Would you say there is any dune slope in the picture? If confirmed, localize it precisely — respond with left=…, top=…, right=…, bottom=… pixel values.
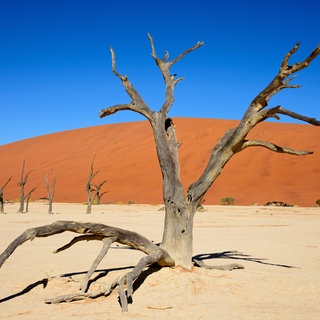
left=0, top=118, right=319, bottom=206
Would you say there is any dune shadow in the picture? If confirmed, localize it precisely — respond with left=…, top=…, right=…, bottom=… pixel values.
left=192, top=250, right=297, bottom=269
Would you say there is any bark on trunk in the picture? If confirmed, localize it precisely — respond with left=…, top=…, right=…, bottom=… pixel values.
left=161, top=202, right=196, bottom=270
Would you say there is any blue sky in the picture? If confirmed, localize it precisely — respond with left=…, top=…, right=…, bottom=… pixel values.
left=1, top=0, right=319, bottom=145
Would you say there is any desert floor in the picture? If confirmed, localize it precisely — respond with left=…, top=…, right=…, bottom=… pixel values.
left=0, top=203, right=319, bottom=320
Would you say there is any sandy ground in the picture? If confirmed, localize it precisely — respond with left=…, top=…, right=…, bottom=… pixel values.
left=0, top=203, right=319, bottom=319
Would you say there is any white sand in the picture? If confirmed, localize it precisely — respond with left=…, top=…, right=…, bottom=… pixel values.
left=0, top=203, right=319, bottom=319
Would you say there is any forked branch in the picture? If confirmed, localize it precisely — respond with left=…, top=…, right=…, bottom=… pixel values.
left=99, top=47, right=153, bottom=121
left=188, top=43, right=319, bottom=203
left=251, top=43, right=320, bottom=111
left=148, top=33, right=204, bottom=115
left=100, top=34, right=203, bottom=121
left=259, top=106, right=320, bottom=125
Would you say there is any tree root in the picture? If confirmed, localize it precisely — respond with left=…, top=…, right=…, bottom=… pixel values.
left=118, top=250, right=165, bottom=311
left=193, top=259, right=244, bottom=270
left=45, top=276, right=120, bottom=303
left=0, top=220, right=175, bottom=311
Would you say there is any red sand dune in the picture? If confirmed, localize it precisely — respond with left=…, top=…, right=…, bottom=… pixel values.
left=0, top=118, right=319, bottom=206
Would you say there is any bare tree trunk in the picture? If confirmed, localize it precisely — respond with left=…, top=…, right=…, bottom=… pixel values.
left=0, top=191, right=3, bottom=214
left=0, top=177, right=12, bottom=213
left=18, top=160, right=31, bottom=213
left=25, top=187, right=37, bottom=213
left=86, top=155, right=98, bottom=214
left=44, top=172, right=56, bottom=214
left=161, top=202, right=196, bottom=269
left=95, top=188, right=107, bottom=205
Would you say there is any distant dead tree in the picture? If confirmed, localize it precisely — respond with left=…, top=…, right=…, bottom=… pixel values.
left=44, top=172, right=56, bottom=214
left=25, top=187, right=37, bottom=213
left=17, top=160, right=31, bottom=213
left=0, top=177, right=12, bottom=213
left=86, top=155, right=107, bottom=213
left=93, top=181, right=108, bottom=205
left=0, top=36, right=319, bottom=312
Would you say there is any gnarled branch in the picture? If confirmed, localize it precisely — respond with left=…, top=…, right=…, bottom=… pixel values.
left=0, top=220, right=175, bottom=311
left=188, top=43, right=319, bottom=204
left=148, top=33, right=203, bottom=115
left=239, top=139, right=313, bottom=155
left=250, top=43, right=320, bottom=111
left=99, top=47, right=153, bottom=121
left=100, top=34, right=203, bottom=121
left=259, top=106, right=320, bottom=125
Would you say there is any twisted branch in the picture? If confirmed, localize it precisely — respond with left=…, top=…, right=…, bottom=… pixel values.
left=239, top=140, right=313, bottom=155
left=259, top=106, right=320, bottom=125
left=99, top=46, right=153, bottom=121
left=0, top=220, right=175, bottom=311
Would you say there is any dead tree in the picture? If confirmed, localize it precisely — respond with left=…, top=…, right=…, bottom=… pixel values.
left=0, top=36, right=319, bottom=311
left=44, top=172, right=56, bottom=214
left=17, top=160, right=31, bottom=213
left=93, top=181, right=108, bottom=205
left=25, top=187, right=37, bottom=213
left=99, top=36, right=320, bottom=269
left=0, top=177, right=12, bottom=213
left=86, top=155, right=107, bottom=213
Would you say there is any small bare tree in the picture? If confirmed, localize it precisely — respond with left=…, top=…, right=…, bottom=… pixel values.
left=86, top=155, right=98, bottom=214
left=0, top=177, right=12, bottom=213
left=25, top=187, right=37, bottom=213
left=86, top=155, right=107, bottom=213
left=17, top=160, right=31, bottom=213
left=0, top=36, right=319, bottom=312
left=93, top=181, right=108, bottom=205
left=44, top=172, right=56, bottom=214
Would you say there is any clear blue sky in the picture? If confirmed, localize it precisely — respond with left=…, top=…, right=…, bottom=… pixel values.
left=1, top=0, right=319, bottom=145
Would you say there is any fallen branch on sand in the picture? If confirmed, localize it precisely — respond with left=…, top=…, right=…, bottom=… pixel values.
left=0, top=220, right=174, bottom=312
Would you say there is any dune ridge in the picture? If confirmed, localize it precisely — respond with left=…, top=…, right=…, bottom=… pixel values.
left=0, top=118, right=319, bottom=206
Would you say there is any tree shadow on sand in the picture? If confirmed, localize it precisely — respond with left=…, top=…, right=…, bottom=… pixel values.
left=192, top=250, right=298, bottom=269
left=0, top=251, right=297, bottom=304
left=0, top=265, right=134, bottom=303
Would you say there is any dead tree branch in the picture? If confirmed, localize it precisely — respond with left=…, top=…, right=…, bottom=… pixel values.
left=259, top=106, right=320, bottom=125
left=251, top=43, right=320, bottom=111
left=45, top=276, right=120, bottom=303
left=99, top=47, right=153, bottom=121
left=118, top=249, right=166, bottom=311
left=187, top=43, right=320, bottom=203
left=0, top=177, right=12, bottom=213
left=0, top=221, right=174, bottom=310
left=148, top=33, right=204, bottom=115
left=193, top=258, right=244, bottom=271
left=239, top=140, right=313, bottom=155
